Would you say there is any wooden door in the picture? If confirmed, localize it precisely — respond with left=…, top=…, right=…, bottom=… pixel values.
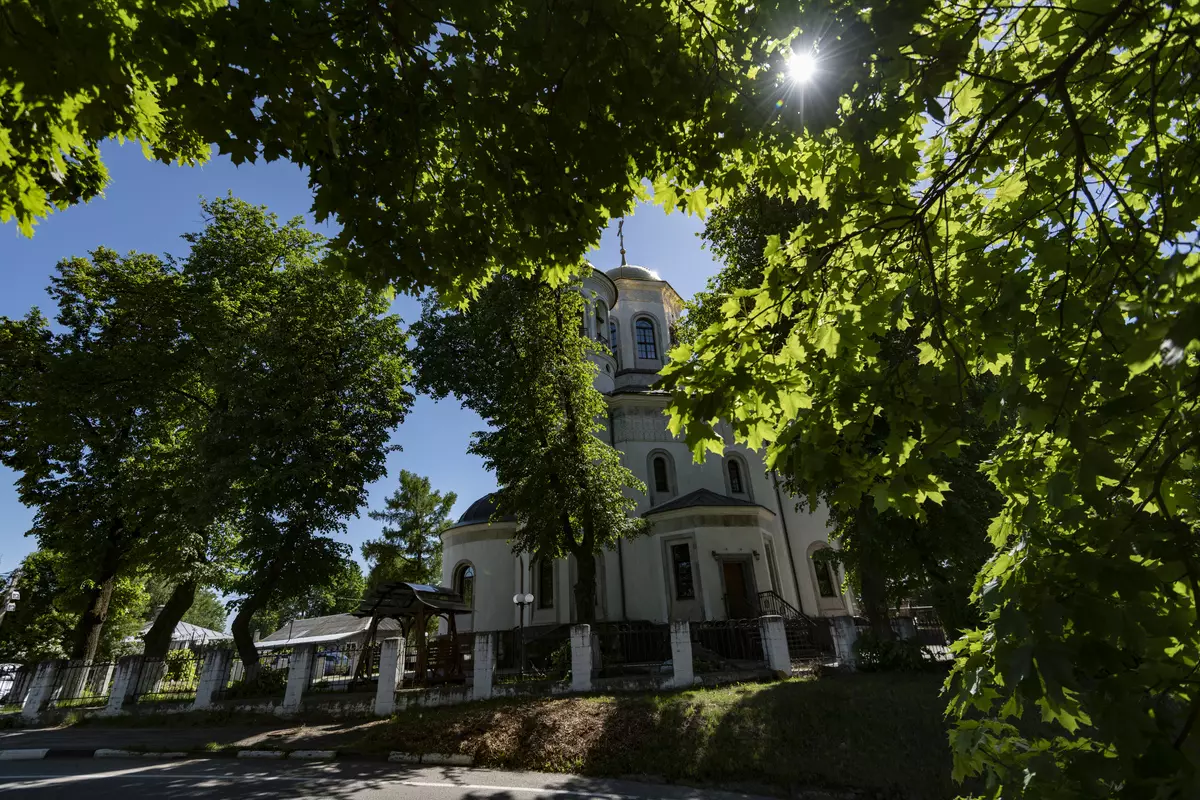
left=723, top=561, right=755, bottom=619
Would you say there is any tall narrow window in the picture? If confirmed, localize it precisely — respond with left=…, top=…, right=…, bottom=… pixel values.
left=813, top=552, right=838, bottom=598
left=454, top=564, right=475, bottom=609
left=728, top=460, right=744, bottom=494
left=595, top=301, right=608, bottom=344
left=537, top=559, right=555, bottom=609
left=609, top=320, right=619, bottom=359
left=635, top=318, right=658, bottom=360
left=653, top=456, right=670, bottom=493
left=764, top=543, right=780, bottom=592
left=671, top=543, right=695, bottom=599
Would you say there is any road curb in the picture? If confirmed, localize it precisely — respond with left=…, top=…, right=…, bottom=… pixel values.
left=0, top=747, right=475, bottom=765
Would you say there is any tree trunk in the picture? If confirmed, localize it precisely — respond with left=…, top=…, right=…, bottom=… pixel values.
left=142, top=580, right=198, bottom=659
left=69, top=575, right=118, bottom=661
left=573, top=551, right=598, bottom=625
left=231, top=591, right=268, bottom=677
left=855, top=499, right=895, bottom=641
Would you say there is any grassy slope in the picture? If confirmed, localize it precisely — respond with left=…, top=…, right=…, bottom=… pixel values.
left=356, top=673, right=962, bottom=799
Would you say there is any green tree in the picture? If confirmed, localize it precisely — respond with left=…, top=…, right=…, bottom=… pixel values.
left=1, top=0, right=768, bottom=299
left=412, top=276, right=647, bottom=623
left=685, top=184, right=999, bottom=636
left=0, top=251, right=208, bottom=662
left=251, top=557, right=366, bottom=640
left=659, top=4, right=1200, bottom=798
left=0, top=549, right=148, bottom=663
left=182, top=589, right=227, bottom=633
left=173, top=199, right=413, bottom=670
left=363, top=470, right=456, bottom=588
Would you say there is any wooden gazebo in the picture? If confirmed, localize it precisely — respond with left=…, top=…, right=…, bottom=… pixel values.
left=353, top=582, right=472, bottom=685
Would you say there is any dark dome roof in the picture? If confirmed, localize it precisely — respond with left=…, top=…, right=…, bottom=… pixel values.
left=605, top=264, right=661, bottom=281
left=454, top=494, right=515, bottom=527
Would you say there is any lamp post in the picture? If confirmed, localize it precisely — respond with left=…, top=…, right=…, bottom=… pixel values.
left=512, top=593, right=534, bottom=678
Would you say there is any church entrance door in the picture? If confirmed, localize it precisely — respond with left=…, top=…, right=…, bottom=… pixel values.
left=722, top=560, right=756, bottom=619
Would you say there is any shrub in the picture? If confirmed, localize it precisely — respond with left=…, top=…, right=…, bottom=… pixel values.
left=164, top=649, right=198, bottom=683
left=853, top=632, right=936, bottom=673
left=225, top=665, right=288, bottom=699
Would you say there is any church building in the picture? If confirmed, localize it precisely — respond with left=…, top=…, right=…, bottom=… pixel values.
left=441, top=264, right=854, bottom=632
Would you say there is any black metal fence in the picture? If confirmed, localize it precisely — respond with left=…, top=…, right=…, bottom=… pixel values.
left=594, top=622, right=671, bottom=677
left=308, top=643, right=380, bottom=693
left=213, top=648, right=291, bottom=702
left=129, top=652, right=203, bottom=704
left=783, top=617, right=835, bottom=664
left=0, top=663, right=27, bottom=709
left=495, top=626, right=570, bottom=681
left=909, top=607, right=953, bottom=661
left=46, top=660, right=117, bottom=709
left=690, top=619, right=765, bottom=670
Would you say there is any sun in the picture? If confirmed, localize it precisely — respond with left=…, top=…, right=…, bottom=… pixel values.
left=786, top=51, right=818, bottom=84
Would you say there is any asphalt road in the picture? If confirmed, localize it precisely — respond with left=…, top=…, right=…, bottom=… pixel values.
left=0, top=759, right=775, bottom=799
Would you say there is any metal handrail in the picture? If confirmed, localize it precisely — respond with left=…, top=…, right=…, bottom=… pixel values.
left=756, top=590, right=819, bottom=627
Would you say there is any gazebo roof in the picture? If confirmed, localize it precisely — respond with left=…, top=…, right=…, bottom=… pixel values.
left=353, top=582, right=472, bottom=619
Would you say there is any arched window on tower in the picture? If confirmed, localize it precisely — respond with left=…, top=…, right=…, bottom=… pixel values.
left=635, top=318, right=658, bottom=360
left=648, top=450, right=676, bottom=505
left=595, top=300, right=608, bottom=345
left=728, top=460, right=743, bottom=494
left=453, top=563, right=475, bottom=609
left=724, top=454, right=752, bottom=500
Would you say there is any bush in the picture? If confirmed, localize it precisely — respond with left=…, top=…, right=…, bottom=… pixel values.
left=853, top=632, right=937, bottom=672
left=164, top=649, right=198, bottom=683
left=225, top=665, right=288, bottom=699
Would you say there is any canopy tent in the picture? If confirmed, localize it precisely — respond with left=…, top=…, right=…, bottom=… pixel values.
left=353, top=582, right=472, bottom=685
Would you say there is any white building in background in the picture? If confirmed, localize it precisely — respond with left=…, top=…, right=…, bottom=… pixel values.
left=441, top=264, right=854, bottom=633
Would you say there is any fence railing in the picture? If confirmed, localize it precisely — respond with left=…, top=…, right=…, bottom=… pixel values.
left=784, top=617, right=835, bottom=662
left=308, top=643, right=380, bottom=693
left=594, top=622, right=671, bottom=677
left=213, top=648, right=291, bottom=702
left=495, top=626, right=570, bottom=681
left=690, top=619, right=765, bottom=669
left=130, top=651, right=205, bottom=704
left=46, top=660, right=117, bottom=709
left=908, top=607, right=953, bottom=661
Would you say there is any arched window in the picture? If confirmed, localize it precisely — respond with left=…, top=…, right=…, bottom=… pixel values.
left=653, top=457, right=670, bottom=492
left=811, top=547, right=839, bottom=598
left=453, top=563, right=475, bottom=609
left=724, top=454, right=752, bottom=499
left=727, top=460, right=743, bottom=494
left=595, top=301, right=608, bottom=345
left=635, top=318, right=658, bottom=360
left=648, top=450, right=676, bottom=505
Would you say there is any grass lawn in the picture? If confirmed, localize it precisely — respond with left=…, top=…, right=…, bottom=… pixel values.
left=355, top=672, right=966, bottom=799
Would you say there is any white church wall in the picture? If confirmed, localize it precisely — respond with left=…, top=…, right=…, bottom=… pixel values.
left=442, top=527, right=519, bottom=634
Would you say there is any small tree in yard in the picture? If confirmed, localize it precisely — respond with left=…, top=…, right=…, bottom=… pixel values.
left=412, top=276, right=646, bottom=623
left=363, top=470, right=456, bottom=588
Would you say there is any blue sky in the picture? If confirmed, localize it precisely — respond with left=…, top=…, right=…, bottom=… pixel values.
left=0, top=142, right=721, bottom=574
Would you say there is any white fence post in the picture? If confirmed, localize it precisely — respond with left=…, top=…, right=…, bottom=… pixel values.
left=472, top=632, right=496, bottom=701
left=830, top=616, right=859, bottom=669
left=279, top=644, right=314, bottom=716
left=374, top=637, right=403, bottom=717
left=570, top=624, right=592, bottom=692
left=105, top=654, right=143, bottom=715
left=669, top=620, right=695, bottom=689
left=759, top=615, right=790, bottom=675
left=193, top=648, right=233, bottom=710
left=21, top=660, right=61, bottom=721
